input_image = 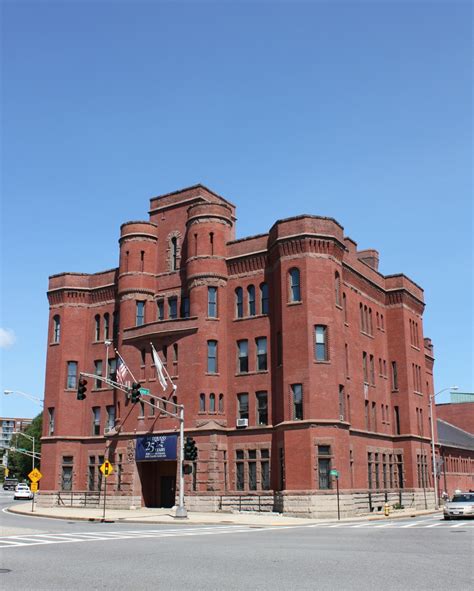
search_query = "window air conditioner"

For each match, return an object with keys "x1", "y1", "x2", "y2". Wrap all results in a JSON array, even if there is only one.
[{"x1": 236, "y1": 418, "x2": 249, "y2": 428}]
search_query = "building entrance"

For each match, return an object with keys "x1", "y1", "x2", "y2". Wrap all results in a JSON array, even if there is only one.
[{"x1": 137, "y1": 460, "x2": 177, "y2": 508}]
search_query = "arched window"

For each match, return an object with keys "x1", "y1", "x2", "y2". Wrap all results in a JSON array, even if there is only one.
[
  {"x1": 260, "y1": 282, "x2": 269, "y2": 315},
  {"x1": 209, "y1": 232, "x2": 214, "y2": 255},
  {"x1": 94, "y1": 315, "x2": 101, "y2": 341},
  {"x1": 343, "y1": 293, "x2": 347, "y2": 324},
  {"x1": 235, "y1": 287, "x2": 243, "y2": 318},
  {"x1": 218, "y1": 393, "x2": 224, "y2": 413},
  {"x1": 289, "y1": 268, "x2": 301, "y2": 302},
  {"x1": 53, "y1": 315, "x2": 61, "y2": 343},
  {"x1": 103, "y1": 313, "x2": 110, "y2": 340},
  {"x1": 248, "y1": 285, "x2": 256, "y2": 316},
  {"x1": 199, "y1": 393, "x2": 206, "y2": 412},
  {"x1": 335, "y1": 272, "x2": 341, "y2": 307},
  {"x1": 171, "y1": 237, "x2": 178, "y2": 271},
  {"x1": 209, "y1": 393, "x2": 216, "y2": 413}
]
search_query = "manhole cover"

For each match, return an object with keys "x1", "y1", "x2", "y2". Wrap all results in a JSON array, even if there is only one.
[{"x1": 0, "y1": 569, "x2": 12, "y2": 574}]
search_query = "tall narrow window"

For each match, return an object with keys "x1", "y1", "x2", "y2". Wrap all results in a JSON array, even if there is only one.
[
  {"x1": 391, "y1": 361, "x2": 398, "y2": 390},
  {"x1": 207, "y1": 340, "x2": 217, "y2": 373},
  {"x1": 157, "y1": 299, "x2": 164, "y2": 321},
  {"x1": 208, "y1": 287, "x2": 217, "y2": 318},
  {"x1": 248, "y1": 285, "x2": 256, "y2": 316},
  {"x1": 318, "y1": 446, "x2": 331, "y2": 490},
  {"x1": 94, "y1": 360, "x2": 103, "y2": 389},
  {"x1": 48, "y1": 408, "x2": 55, "y2": 435},
  {"x1": 368, "y1": 308, "x2": 373, "y2": 335},
  {"x1": 237, "y1": 393, "x2": 249, "y2": 420},
  {"x1": 181, "y1": 296, "x2": 190, "y2": 318},
  {"x1": 237, "y1": 340, "x2": 249, "y2": 373},
  {"x1": 260, "y1": 282, "x2": 269, "y2": 314},
  {"x1": 53, "y1": 315, "x2": 61, "y2": 343},
  {"x1": 248, "y1": 450, "x2": 257, "y2": 490},
  {"x1": 256, "y1": 391, "x2": 268, "y2": 425},
  {"x1": 343, "y1": 293, "x2": 347, "y2": 323},
  {"x1": 360, "y1": 303, "x2": 365, "y2": 332},
  {"x1": 256, "y1": 337, "x2": 268, "y2": 371},
  {"x1": 106, "y1": 405, "x2": 115, "y2": 430},
  {"x1": 61, "y1": 456, "x2": 73, "y2": 491},
  {"x1": 95, "y1": 315, "x2": 101, "y2": 341},
  {"x1": 369, "y1": 354, "x2": 375, "y2": 385},
  {"x1": 209, "y1": 232, "x2": 214, "y2": 255},
  {"x1": 199, "y1": 393, "x2": 206, "y2": 412},
  {"x1": 66, "y1": 361, "x2": 78, "y2": 389},
  {"x1": 335, "y1": 272, "x2": 341, "y2": 306},
  {"x1": 236, "y1": 450, "x2": 245, "y2": 490},
  {"x1": 171, "y1": 237, "x2": 178, "y2": 271},
  {"x1": 363, "y1": 352, "x2": 368, "y2": 383},
  {"x1": 261, "y1": 449, "x2": 270, "y2": 490},
  {"x1": 315, "y1": 325, "x2": 328, "y2": 361},
  {"x1": 136, "y1": 301, "x2": 145, "y2": 326},
  {"x1": 338, "y1": 385, "x2": 345, "y2": 420},
  {"x1": 292, "y1": 384, "x2": 303, "y2": 420},
  {"x1": 345, "y1": 343, "x2": 349, "y2": 377},
  {"x1": 140, "y1": 250, "x2": 145, "y2": 272},
  {"x1": 168, "y1": 297, "x2": 178, "y2": 319},
  {"x1": 209, "y1": 393, "x2": 216, "y2": 413},
  {"x1": 394, "y1": 406, "x2": 401, "y2": 435},
  {"x1": 218, "y1": 393, "x2": 224, "y2": 413},
  {"x1": 289, "y1": 268, "x2": 301, "y2": 302},
  {"x1": 92, "y1": 407, "x2": 101, "y2": 436},
  {"x1": 103, "y1": 313, "x2": 110, "y2": 340},
  {"x1": 235, "y1": 287, "x2": 243, "y2": 318}
]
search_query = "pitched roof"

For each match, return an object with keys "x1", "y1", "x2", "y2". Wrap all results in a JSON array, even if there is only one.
[{"x1": 437, "y1": 419, "x2": 474, "y2": 451}]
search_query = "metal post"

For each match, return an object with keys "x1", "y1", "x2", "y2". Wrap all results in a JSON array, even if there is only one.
[
  {"x1": 102, "y1": 475, "x2": 107, "y2": 521},
  {"x1": 336, "y1": 477, "x2": 340, "y2": 521},
  {"x1": 429, "y1": 394, "x2": 439, "y2": 510},
  {"x1": 32, "y1": 436, "x2": 35, "y2": 470},
  {"x1": 175, "y1": 405, "x2": 187, "y2": 518}
]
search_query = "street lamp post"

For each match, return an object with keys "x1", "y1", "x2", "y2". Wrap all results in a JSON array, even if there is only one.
[
  {"x1": 4, "y1": 390, "x2": 44, "y2": 407},
  {"x1": 105, "y1": 340, "x2": 112, "y2": 380},
  {"x1": 429, "y1": 386, "x2": 458, "y2": 509}
]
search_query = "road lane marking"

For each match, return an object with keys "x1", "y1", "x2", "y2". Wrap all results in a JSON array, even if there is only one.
[
  {"x1": 450, "y1": 522, "x2": 467, "y2": 527},
  {"x1": 400, "y1": 522, "x2": 418, "y2": 528},
  {"x1": 425, "y1": 523, "x2": 442, "y2": 528}
]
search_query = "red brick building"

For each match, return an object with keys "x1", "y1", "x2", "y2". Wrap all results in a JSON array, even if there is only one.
[
  {"x1": 436, "y1": 400, "x2": 474, "y2": 497},
  {"x1": 40, "y1": 185, "x2": 439, "y2": 516}
]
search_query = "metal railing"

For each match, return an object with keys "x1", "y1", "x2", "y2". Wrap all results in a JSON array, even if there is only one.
[
  {"x1": 57, "y1": 490, "x2": 101, "y2": 507},
  {"x1": 218, "y1": 494, "x2": 275, "y2": 513}
]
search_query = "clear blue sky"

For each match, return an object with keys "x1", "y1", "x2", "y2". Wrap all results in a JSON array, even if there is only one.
[{"x1": 1, "y1": 0, "x2": 472, "y2": 418}]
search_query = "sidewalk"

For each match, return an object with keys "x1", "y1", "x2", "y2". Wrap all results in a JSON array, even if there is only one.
[{"x1": 6, "y1": 502, "x2": 440, "y2": 527}]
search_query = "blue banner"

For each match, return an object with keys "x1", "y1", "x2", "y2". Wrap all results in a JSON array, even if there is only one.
[{"x1": 136, "y1": 434, "x2": 178, "y2": 461}]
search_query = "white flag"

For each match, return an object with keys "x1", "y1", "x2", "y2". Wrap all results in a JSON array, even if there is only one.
[{"x1": 151, "y1": 344, "x2": 168, "y2": 391}]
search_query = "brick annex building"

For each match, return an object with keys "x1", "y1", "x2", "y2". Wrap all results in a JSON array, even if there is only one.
[{"x1": 40, "y1": 185, "x2": 439, "y2": 517}]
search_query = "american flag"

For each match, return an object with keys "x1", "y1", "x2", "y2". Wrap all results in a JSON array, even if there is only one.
[{"x1": 116, "y1": 357, "x2": 129, "y2": 386}]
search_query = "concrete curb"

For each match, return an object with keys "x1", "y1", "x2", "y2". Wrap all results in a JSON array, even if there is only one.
[{"x1": 6, "y1": 503, "x2": 441, "y2": 526}]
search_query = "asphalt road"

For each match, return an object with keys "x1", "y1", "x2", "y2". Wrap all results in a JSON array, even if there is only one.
[{"x1": 1, "y1": 492, "x2": 473, "y2": 591}]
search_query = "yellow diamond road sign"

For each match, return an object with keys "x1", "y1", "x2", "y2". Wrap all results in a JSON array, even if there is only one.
[
  {"x1": 28, "y1": 468, "x2": 43, "y2": 483},
  {"x1": 100, "y1": 461, "x2": 113, "y2": 477}
]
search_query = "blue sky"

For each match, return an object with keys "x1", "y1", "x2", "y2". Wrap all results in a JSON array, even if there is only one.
[{"x1": 1, "y1": 0, "x2": 472, "y2": 418}]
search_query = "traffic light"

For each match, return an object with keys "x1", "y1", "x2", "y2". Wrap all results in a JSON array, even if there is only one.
[
  {"x1": 77, "y1": 378, "x2": 87, "y2": 400},
  {"x1": 184, "y1": 436, "x2": 198, "y2": 461},
  {"x1": 130, "y1": 382, "x2": 141, "y2": 403}
]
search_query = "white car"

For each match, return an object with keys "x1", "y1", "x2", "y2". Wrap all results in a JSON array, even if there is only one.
[
  {"x1": 14, "y1": 484, "x2": 33, "y2": 500},
  {"x1": 443, "y1": 492, "x2": 474, "y2": 520}
]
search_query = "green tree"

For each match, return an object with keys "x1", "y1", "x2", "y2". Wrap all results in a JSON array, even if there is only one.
[{"x1": 7, "y1": 413, "x2": 43, "y2": 481}]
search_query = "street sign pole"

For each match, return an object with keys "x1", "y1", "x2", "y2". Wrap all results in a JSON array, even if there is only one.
[
  {"x1": 175, "y1": 404, "x2": 187, "y2": 519},
  {"x1": 330, "y1": 469, "x2": 340, "y2": 520},
  {"x1": 103, "y1": 473, "x2": 107, "y2": 521}
]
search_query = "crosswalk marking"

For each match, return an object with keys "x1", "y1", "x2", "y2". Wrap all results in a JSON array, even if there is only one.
[{"x1": 0, "y1": 520, "x2": 472, "y2": 549}]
